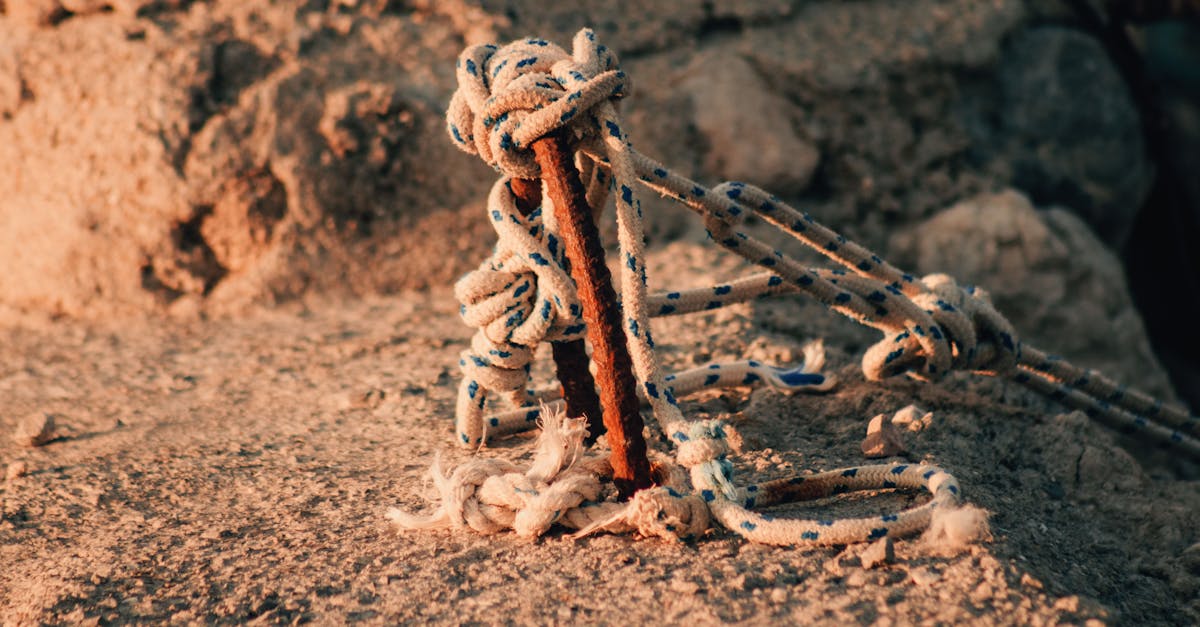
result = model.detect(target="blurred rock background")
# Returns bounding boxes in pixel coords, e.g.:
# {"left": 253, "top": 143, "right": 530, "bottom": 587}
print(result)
{"left": 0, "top": 0, "right": 1196, "bottom": 405}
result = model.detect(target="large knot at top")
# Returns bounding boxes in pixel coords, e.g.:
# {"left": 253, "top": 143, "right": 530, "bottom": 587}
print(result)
{"left": 446, "top": 29, "right": 630, "bottom": 178}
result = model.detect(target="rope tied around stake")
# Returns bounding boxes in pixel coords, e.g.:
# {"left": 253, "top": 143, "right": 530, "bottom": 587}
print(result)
{"left": 393, "top": 28, "right": 1200, "bottom": 548}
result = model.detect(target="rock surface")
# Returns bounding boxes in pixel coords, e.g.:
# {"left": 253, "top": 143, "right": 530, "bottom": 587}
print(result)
{"left": 0, "top": 0, "right": 1145, "bottom": 321}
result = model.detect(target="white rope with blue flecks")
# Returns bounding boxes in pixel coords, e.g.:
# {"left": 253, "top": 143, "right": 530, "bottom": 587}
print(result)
{"left": 392, "top": 28, "right": 1200, "bottom": 547}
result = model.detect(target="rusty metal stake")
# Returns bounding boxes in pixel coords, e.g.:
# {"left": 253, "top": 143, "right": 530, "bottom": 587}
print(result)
{"left": 508, "top": 177, "right": 606, "bottom": 444}
{"left": 528, "top": 131, "right": 653, "bottom": 498}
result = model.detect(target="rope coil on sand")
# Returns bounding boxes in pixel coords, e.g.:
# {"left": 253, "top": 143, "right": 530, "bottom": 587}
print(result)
{"left": 392, "top": 29, "right": 1200, "bottom": 546}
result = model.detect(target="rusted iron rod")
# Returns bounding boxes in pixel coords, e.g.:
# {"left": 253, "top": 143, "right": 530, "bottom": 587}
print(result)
{"left": 528, "top": 131, "right": 653, "bottom": 498}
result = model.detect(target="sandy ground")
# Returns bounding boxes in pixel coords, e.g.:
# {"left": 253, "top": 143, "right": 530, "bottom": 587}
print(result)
{"left": 2, "top": 243, "right": 1197, "bottom": 625}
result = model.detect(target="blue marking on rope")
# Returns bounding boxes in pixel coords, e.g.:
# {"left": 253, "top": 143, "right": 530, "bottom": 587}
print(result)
{"left": 714, "top": 285, "right": 732, "bottom": 295}
{"left": 526, "top": 409, "right": 539, "bottom": 422}
{"left": 778, "top": 371, "right": 824, "bottom": 386}
{"left": 560, "top": 108, "right": 577, "bottom": 122}
{"left": 659, "top": 304, "right": 677, "bottom": 315}
{"left": 857, "top": 260, "right": 872, "bottom": 271}
{"left": 701, "top": 489, "right": 715, "bottom": 502}
{"left": 948, "top": 485, "right": 958, "bottom": 495}
{"left": 743, "top": 373, "right": 760, "bottom": 384}
{"left": 465, "top": 59, "right": 477, "bottom": 76}
{"left": 842, "top": 468, "right": 858, "bottom": 477}
{"left": 867, "top": 290, "right": 886, "bottom": 303}
{"left": 882, "top": 514, "right": 898, "bottom": 522}
{"left": 790, "top": 220, "right": 807, "bottom": 232}
{"left": 768, "top": 275, "right": 783, "bottom": 286}
{"left": 882, "top": 480, "right": 896, "bottom": 488}
{"left": 760, "top": 257, "right": 777, "bottom": 267}
{"left": 654, "top": 167, "right": 667, "bottom": 178}
{"left": 605, "top": 120, "right": 621, "bottom": 138}
{"left": 705, "top": 301, "right": 722, "bottom": 310}
{"left": 489, "top": 417, "right": 499, "bottom": 427}
{"left": 835, "top": 293, "right": 851, "bottom": 304}
{"left": 726, "top": 188, "right": 742, "bottom": 200}
{"left": 868, "top": 528, "right": 888, "bottom": 540}
{"left": 665, "top": 389, "right": 677, "bottom": 405}
{"left": 467, "top": 381, "right": 479, "bottom": 399}
{"left": 740, "top": 520, "right": 756, "bottom": 531}
{"left": 801, "top": 531, "right": 819, "bottom": 540}
{"left": 744, "top": 497, "right": 756, "bottom": 508}
{"left": 461, "top": 433, "right": 470, "bottom": 444}
{"left": 513, "top": 282, "right": 531, "bottom": 298}
{"left": 529, "top": 252, "right": 549, "bottom": 266}
{"left": 629, "top": 318, "right": 639, "bottom": 336}
{"left": 705, "top": 374, "right": 720, "bottom": 386}
{"left": 818, "top": 519, "right": 833, "bottom": 526}
{"left": 673, "top": 431, "right": 689, "bottom": 442}
{"left": 798, "top": 275, "right": 814, "bottom": 286}
{"left": 825, "top": 241, "right": 839, "bottom": 251}
{"left": 885, "top": 349, "right": 904, "bottom": 364}
{"left": 645, "top": 382, "right": 659, "bottom": 399}
{"left": 708, "top": 364, "right": 721, "bottom": 369}
{"left": 930, "top": 326, "right": 943, "bottom": 340}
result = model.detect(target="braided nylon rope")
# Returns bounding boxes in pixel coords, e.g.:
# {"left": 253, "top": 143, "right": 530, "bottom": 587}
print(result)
{"left": 395, "top": 29, "right": 1199, "bottom": 546}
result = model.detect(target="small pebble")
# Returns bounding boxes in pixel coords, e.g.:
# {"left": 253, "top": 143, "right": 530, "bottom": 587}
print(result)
{"left": 861, "top": 413, "right": 906, "bottom": 458}
{"left": 909, "top": 566, "right": 941, "bottom": 587}
{"left": 860, "top": 536, "right": 895, "bottom": 569}
{"left": 891, "top": 404, "right": 934, "bottom": 432}
{"left": 6, "top": 461, "right": 27, "bottom": 481}
{"left": 13, "top": 412, "right": 56, "bottom": 447}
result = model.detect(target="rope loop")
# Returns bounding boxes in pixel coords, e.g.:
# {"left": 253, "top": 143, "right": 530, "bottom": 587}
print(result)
{"left": 453, "top": 177, "right": 587, "bottom": 445}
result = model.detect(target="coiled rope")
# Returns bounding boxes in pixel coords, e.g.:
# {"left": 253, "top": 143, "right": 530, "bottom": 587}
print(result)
{"left": 392, "top": 29, "right": 1199, "bottom": 546}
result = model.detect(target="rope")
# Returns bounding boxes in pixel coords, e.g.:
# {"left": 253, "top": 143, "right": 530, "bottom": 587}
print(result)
{"left": 393, "top": 28, "right": 1200, "bottom": 547}
{"left": 393, "top": 406, "right": 963, "bottom": 545}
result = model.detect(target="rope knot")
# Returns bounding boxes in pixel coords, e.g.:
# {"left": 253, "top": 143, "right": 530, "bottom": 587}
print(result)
{"left": 668, "top": 420, "right": 732, "bottom": 467}
{"left": 864, "top": 273, "right": 1021, "bottom": 380}
{"left": 447, "top": 29, "right": 629, "bottom": 178}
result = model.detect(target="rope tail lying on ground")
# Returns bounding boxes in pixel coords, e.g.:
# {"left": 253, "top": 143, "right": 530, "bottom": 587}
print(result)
{"left": 391, "top": 29, "right": 1200, "bottom": 546}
